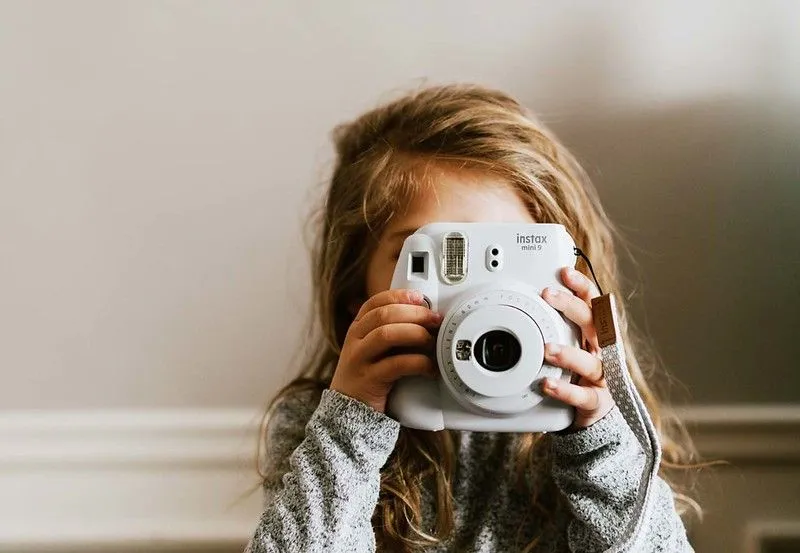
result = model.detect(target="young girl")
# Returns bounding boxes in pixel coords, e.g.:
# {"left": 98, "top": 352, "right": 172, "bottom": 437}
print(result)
{"left": 246, "top": 84, "right": 697, "bottom": 552}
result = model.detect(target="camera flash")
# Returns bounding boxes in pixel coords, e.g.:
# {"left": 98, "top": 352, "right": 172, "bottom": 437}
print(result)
{"left": 442, "top": 232, "right": 467, "bottom": 284}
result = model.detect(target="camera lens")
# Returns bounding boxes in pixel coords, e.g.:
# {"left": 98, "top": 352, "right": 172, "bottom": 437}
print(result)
{"left": 474, "top": 330, "right": 521, "bottom": 372}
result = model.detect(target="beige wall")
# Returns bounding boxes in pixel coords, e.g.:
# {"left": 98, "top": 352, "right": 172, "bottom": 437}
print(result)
{"left": 1, "top": 3, "right": 799, "bottom": 552}
{"left": 1, "top": 0, "right": 798, "bottom": 410}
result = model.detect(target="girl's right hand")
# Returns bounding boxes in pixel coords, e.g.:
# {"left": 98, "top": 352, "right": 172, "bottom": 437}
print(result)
{"left": 330, "top": 289, "right": 443, "bottom": 413}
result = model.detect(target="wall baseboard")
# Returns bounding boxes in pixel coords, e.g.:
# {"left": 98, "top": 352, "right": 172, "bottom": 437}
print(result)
{"left": 0, "top": 404, "right": 798, "bottom": 551}
{"left": 0, "top": 408, "right": 263, "bottom": 553}
{"left": 672, "top": 404, "right": 800, "bottom": 465}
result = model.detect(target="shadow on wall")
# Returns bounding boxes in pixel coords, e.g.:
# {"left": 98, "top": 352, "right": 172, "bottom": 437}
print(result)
{"left": 544, "top": 98, "right": 800, "bottom": 405}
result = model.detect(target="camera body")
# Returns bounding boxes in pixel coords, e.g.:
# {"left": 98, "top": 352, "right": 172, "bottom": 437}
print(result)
{"left": 387, "top": 223, "right": 579, "bottom": 432}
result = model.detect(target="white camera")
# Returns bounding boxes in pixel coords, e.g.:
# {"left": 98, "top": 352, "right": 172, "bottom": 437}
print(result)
{"left": 387, "top": 223, "right": 580, "bottom": 432}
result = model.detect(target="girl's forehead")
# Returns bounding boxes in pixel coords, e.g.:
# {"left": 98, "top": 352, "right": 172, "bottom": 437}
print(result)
{"left": 386, "top": 170, "right": 535, "bottom": 234}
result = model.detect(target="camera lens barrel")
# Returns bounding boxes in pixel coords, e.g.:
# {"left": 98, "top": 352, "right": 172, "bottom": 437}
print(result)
{"left": 475, "top": 330, "right": 521, "bottom": 372}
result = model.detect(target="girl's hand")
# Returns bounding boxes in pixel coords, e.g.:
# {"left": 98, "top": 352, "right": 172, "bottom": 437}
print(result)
{"left": 330, "top": 289, "right": 442, "bottom": 413}
{"left": 540, "top": 267, "right": 614, "bottom": 429}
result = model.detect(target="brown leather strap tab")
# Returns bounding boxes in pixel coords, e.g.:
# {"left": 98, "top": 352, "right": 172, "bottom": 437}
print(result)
{"left": 591, "top": 293, "right": 617, "bottom": 348}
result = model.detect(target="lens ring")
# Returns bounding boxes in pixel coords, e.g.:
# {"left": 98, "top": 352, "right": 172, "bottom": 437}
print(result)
{"left": 438, "top": 295, "right": 551, "bottom": 408}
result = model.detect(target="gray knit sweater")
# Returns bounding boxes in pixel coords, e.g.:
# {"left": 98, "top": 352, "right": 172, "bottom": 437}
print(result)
{"left": 246, "top": 389, "right": 692, "bottom": 552}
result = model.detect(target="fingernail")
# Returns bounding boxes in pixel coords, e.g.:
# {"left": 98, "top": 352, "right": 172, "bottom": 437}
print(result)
{"left": 545, "top": 287, "right": 560, "bottom": 297}
{"left": 408, "top": 290, "right": 423, "bottom": 303}
{"left": 431, "top": 312, "right": 444, "bottom": 323}
{"left": 545, "top": 343, "right": 561, "bottom": 356}
{"left": 569, "top": 269, "right": 583, "bottom": 281}
{"left": 542, "top": 378, "right": 558, "bottom": 391}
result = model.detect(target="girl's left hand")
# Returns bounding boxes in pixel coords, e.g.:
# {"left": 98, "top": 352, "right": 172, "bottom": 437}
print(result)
{"left": 540, "top": 267, "right": 615, "bottom": 429}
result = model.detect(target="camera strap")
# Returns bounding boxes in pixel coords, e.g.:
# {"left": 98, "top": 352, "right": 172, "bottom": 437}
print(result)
{"left": 591, "top": 293, "right": 663, "bottom": 553}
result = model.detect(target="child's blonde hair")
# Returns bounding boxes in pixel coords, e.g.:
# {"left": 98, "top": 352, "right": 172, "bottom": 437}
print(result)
{"left": 259, "top": 83, "right": 700, "bottom": 552}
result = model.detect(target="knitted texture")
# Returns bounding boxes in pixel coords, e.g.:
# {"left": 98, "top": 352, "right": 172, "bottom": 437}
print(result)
{"left": 246, "top": 390, "right": 692, "bottom": 552}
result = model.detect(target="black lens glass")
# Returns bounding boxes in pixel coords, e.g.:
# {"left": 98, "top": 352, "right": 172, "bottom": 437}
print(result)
{"left": 474, "top": 330, "right": 521, "bottom": 372}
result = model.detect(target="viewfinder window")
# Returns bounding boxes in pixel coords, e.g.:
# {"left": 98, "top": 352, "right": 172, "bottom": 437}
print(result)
{"left": 411, "top": 253, "right": 426, "bottom": 274}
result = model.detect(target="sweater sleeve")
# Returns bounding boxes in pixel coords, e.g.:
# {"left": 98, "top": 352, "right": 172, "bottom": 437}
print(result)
{"left": 245, "top": 388, "right": 401, "bottom": 553}
{"left": 549, "top": 406, "right": 693, "bottom": 553}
